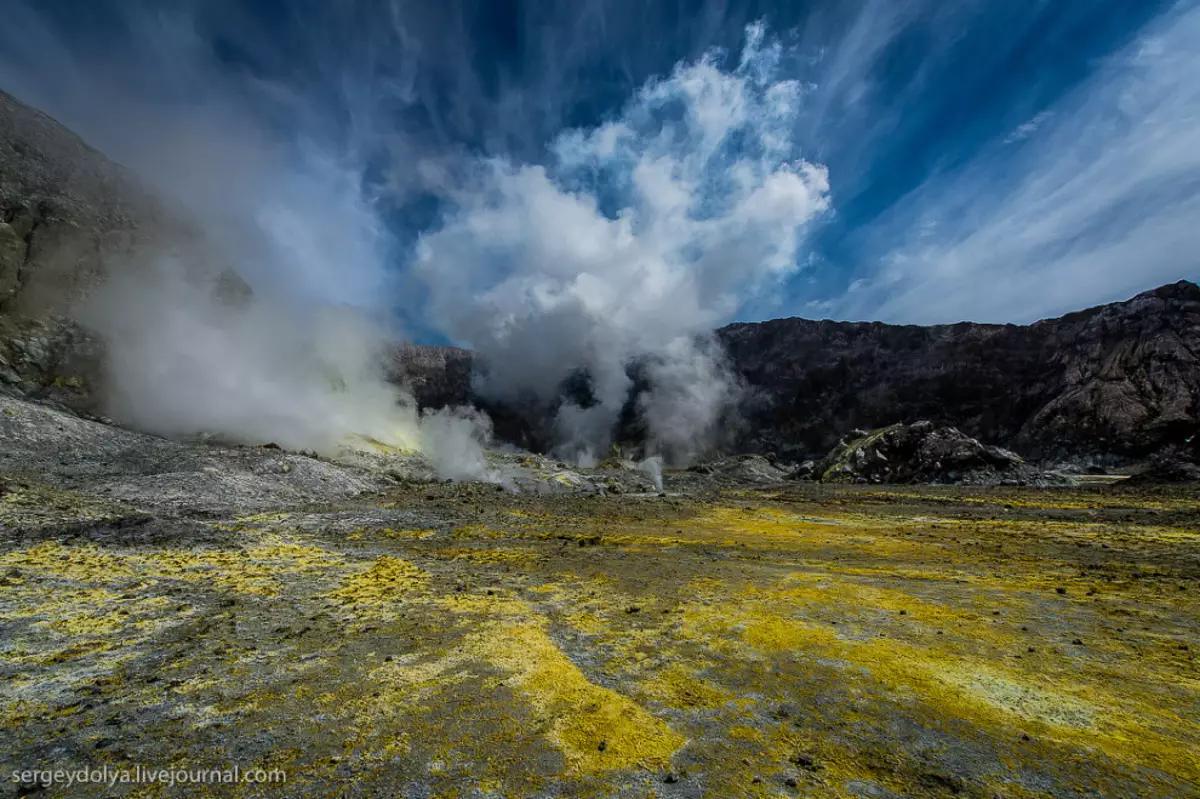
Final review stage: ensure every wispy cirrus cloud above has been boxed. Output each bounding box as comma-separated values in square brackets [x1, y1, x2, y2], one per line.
[1003, 111, 1054, 144]
[826, 1, 1200, 324]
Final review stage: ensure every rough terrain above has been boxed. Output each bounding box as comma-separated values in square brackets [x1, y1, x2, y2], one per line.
[718, 281, 1200, 463]
[3, 393, 1198, 799]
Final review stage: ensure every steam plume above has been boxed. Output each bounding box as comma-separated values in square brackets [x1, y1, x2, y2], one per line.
[415, 24, 829, 463]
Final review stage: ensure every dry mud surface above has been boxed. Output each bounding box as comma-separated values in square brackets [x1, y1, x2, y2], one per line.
[1, 423, 1198, 797]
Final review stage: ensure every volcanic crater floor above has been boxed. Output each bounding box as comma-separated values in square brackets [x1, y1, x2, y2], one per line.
[2, 480, 1198, 798]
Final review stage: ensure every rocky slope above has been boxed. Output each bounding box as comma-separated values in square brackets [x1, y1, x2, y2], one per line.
[4, 390, 1199, 798]
[719, 281, 1200, 463]
[0, 89, 234, 408]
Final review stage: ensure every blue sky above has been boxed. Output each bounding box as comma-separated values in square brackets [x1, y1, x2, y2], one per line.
[1, 0, 1197, 340]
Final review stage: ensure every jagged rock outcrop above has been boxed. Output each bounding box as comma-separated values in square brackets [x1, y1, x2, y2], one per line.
[719, 281, 1200, 464]
[0, 89, 141, 399]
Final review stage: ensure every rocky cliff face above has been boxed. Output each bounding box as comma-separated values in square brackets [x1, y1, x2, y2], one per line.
[0, 90, 218, 316]
[0, 89, 240, 408]
[718, 281, 1200, 463]
[0, 89, 167, 403]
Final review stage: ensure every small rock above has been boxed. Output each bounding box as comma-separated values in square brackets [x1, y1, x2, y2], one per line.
[791, 753, 818, 770]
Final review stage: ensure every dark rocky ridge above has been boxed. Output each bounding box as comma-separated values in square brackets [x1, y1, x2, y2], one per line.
[718, 281, 1200, 463]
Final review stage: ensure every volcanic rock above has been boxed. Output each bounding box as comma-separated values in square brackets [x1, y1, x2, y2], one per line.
[719, 282, 1200, 465]
[813, 421, 1027, 484]
[0, 88, 244, 409]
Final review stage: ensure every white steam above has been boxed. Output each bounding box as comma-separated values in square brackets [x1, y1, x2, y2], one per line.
[638, 337, 742, 465]
[416, 24, 829, 463]
[638, 455, 665, 492]
[80, 257, 503, 477]
[2, 10, 828, 474]
[0, 3, 501, 477]
[419, 406, 499, 483]
[79, 256, 420, 455]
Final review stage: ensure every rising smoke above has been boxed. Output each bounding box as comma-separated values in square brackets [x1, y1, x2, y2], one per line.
[77, 257, 420, 456]
[0, 1, 503, 477]
[416, 23, 829, 464]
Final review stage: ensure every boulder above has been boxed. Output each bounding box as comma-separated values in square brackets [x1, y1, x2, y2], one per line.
[691, 454, 786, 484]
[1124, 436, 1200, 484]
[814, 422, 1025, 484]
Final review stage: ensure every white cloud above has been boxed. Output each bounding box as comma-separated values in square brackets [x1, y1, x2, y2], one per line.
[833, 2, 1200, 324]
[1003, 111, 1054, 144]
